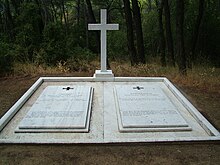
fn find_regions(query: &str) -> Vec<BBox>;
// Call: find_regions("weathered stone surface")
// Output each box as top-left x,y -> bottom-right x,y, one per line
115,85 -> 189,129
18,86 -> 93,130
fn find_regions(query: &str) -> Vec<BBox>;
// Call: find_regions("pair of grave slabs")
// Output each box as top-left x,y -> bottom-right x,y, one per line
17,84 -> 189,133
0,77 -> 219,143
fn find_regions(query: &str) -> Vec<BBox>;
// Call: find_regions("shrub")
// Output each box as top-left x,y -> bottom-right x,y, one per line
41,22 -> 67,65
67,46 -> 96,72
0,42 -> 14,75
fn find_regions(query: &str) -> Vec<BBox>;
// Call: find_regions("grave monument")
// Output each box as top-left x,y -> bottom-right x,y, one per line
88,9 -> 118,79
0,9 -> 219,143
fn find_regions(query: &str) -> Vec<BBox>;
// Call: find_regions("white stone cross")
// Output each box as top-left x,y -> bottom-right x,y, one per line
88,9 -> 119,72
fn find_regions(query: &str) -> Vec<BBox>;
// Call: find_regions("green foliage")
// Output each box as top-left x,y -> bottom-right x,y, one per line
71,46 -> 95,61
67,46 -> 96,71
0,0 -> 220,75
40,22 -> 67,65
3,1 -> 43,62
108,30 -> 127,60
183,0 -> 220,67
142,10 -> 159,57
0,42 -> 14,74
198,1 -> 220,67
66,22 -> 89,52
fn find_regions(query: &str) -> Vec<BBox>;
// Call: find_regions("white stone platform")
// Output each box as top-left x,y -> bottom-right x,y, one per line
0,77 -> 219,143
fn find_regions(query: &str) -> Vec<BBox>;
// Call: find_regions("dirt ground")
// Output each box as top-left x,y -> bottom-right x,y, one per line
0,74 -> 219,165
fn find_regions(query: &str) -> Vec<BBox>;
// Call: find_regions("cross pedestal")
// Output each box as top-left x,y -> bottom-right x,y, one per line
88,9 -> 119,80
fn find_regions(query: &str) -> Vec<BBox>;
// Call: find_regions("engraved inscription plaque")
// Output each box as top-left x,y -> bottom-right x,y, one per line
114,85 -> 190,131
17,86 -> 93,132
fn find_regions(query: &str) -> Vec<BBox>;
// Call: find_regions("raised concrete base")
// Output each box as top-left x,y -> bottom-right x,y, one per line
93,70 -> 114,81
0,77 -> 219,143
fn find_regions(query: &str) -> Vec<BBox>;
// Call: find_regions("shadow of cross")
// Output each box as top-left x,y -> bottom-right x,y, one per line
63,87 -> 74,90
133,86 -> 144,90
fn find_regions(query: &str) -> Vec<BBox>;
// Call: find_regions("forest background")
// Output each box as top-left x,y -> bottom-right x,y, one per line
0,0 -> 220,76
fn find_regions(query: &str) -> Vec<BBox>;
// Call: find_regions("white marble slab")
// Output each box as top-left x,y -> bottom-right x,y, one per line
114,85 -> 191,131
17,86 -> 93,132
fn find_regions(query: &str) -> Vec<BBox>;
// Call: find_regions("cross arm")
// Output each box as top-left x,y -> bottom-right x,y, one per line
88,24 -> 119,31
88,24 -> 102,30
106,24 -> 119,30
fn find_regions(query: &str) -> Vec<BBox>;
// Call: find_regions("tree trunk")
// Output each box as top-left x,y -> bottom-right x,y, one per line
190,0 -> 205,65
83,1 -> 89,49
34,0 -> 44,35
156,0 -> 166,67
163,0 -> 175,66
50,0 -> 58,22
11,0 -> 20,15
77,0 -> 80,25
85,0 -> 100,52
176,0 -> 187,75
61,0 -> 68,33
148,0 -> 152,11
123,0 -> 138,65
5,0 -> 14,41
0,12 -> 3,33
41,0 -> 52,26
85,0 -> 96,23
131,0 -> 146,64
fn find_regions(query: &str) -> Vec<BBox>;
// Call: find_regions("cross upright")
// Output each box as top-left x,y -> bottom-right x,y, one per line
88,9 -> 119,72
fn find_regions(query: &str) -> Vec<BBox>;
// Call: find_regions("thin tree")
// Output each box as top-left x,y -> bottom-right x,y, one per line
131,0 -> 146,64
85,0 -> 100,51
156,0 -> 166,67
76,0 -> 80,25
0,12 -> 3,33
163,0 -> 175,66
83,0 -> 89,48
10,0 -> 20,15
34,0 -> 44,34
50,0 -> 58,22
5,0 -> 14,40
123,0 -> 138,65
176,0 -> 187,75
148,0 -> 152,11
61,0 -> 68,33
41,0 -> 52,26
190,0 -> 205,67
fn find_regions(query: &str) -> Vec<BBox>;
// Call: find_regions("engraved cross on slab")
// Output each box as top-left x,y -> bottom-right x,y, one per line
88,9 -> 119,72
133,86 -> 144,90
63,87 -> 74,90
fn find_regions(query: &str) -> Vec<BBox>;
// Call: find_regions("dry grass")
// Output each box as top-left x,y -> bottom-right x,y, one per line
12,60 -> 220,93
12,60 -> 97,76
13,62 -> 63,76
110,61 -> 219,93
